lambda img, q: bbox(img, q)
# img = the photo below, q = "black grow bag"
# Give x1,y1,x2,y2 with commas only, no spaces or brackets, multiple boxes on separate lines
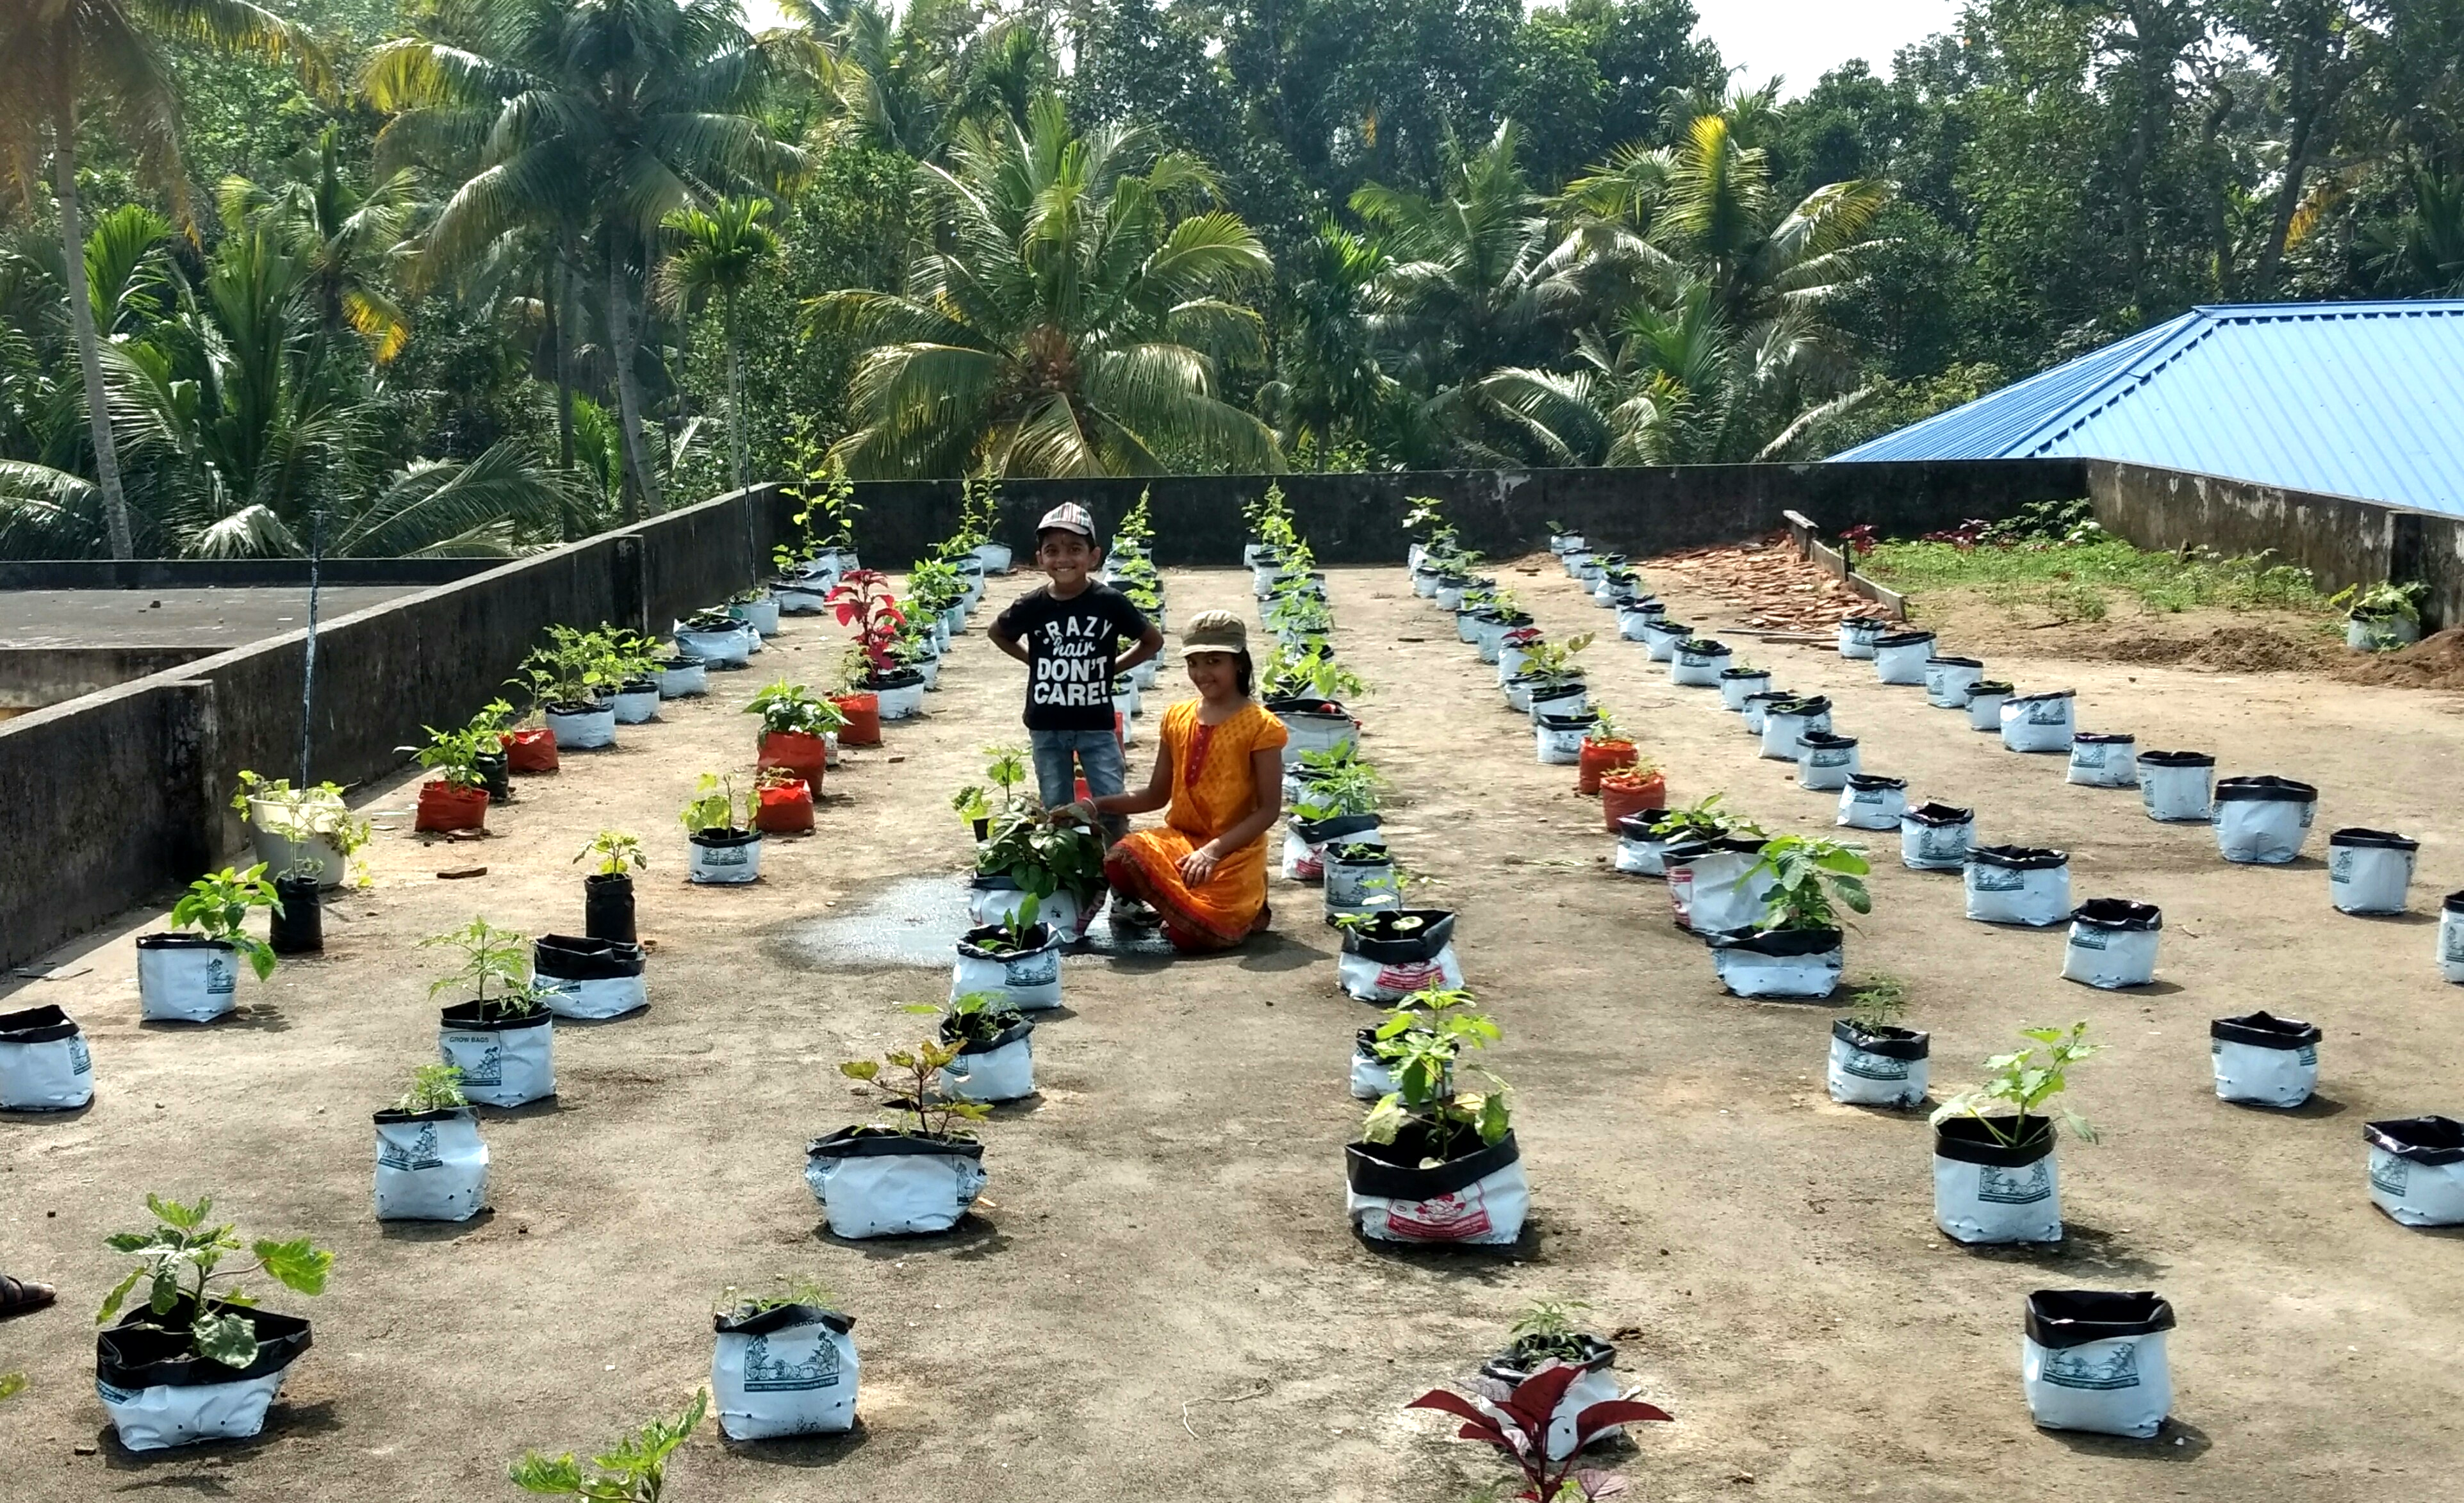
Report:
437,998,552,1032
941,1013,1033,1055
2006,688,2075,708
98,1299,313,1392
806,1125,986,1163
2213,775,2317,805
1676,637,1730,657
584,873,636,943
955,923,1056,960
1537,710,1600,735
1344,1124,1520,1201
2364,1116,2464,1165
2329,826,2419,853
472,750,511,802
1831,1018,1929,1061
2072,898,2162,933
2025,1290,2175,1349
1934,1113,2057,1167
1973,844,2069,872
2210,1011,2321,1051
2445,890,2464,917
1338,908,1456,964
533,933,646,980
0,1003,81,1044
1294,812,1382,848
712,1301,855,1340
269,876,321,955
1481,1332,1614,1386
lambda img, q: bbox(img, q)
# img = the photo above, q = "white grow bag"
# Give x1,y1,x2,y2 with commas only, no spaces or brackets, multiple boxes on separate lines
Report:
436,1006,555,1107
1871,631,1935,685
0,1003,94,1110
1612,814,1677,876
1324,846,1399,920
1934,1119,2061,1244
610,686,661,725
1796,732,1860,791
1528,682,1590,725
1720,669,1771,710
1741,691,1791,735
2442,892,2464,983
1479,1342,1622,1461
96,1306,313,1452
2000,690,2075,753
545,702,616,750
2137,751,2214,822
532,935,648,1020
1828,1021,1929,1108
675,624,752,667
1924,657,1984,709
1345,1131,1527,1246
2062,900,2161,988
1759,698,1832,761
2023,1291,2176,1439
1708,928,1843,999
1670,639,1731,687
2066,734,2137,787
1665,841,1776,935
136,935,240,1023
805,1129,987,1238
968,880,1088,943
2213,776,2317,864
1837,616,1887,659
939,1021,1035,1103
1837,775,1907,831
688,829,764,884
1966,682,2013,732
1966,847,2073,927
2210,1012,2320,1108
372,1108,490,1221
2368,1117,2464,1226
872,675,926,721
1534,713,1597,765
1336,911,1464,1003
655,659,708,698
1615,604,1663,642
1267,699,1358,768
1900,803,1975,871
729,597,782,636
1638,620,1689,662
952,925,1064,1011
2329,828,2417,914
1285,814,1384,883
712,1304,860,1440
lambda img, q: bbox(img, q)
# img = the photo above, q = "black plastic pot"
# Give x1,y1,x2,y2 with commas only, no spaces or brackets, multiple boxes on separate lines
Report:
1294,812,1382,848
269,875,322,955
472,750,511,803
972,817,992,842
584,872,636,944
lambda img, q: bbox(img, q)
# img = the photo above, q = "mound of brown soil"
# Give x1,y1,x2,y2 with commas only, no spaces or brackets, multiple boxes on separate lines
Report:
2095,626,2326,673
2336,627,2464,691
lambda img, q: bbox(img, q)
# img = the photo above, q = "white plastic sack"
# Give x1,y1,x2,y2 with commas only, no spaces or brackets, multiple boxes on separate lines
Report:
1871,632,1935,684
1336,944,1464,1004
1900,806,1975,871
2000,691,2075,752
939,1030,1035,1103
804,1135,988,1238
545,704,616,750
611,688,660,725
0,1005,94,1110
1837,617,1886,659
675,625,751,666
1668,846,1776,934
655,661,707,698
1613,828,1673,877
968,883,1086,942
1534,717,1592,764
1670,641,1729,687
2023,1327,2172,1438
1966,850,2073,927
1934,1135,2061,1244
1350,1040,1399,1101
952,933,1064,1010
437,1015,555,1108
1616,605,1659,641
1709,933,1843,999
1924,657,1984,709
712,1308,860,1440
2442,896,2464,983
1529,684,1590,723
2066,734,2138,787
373,1110,490,1221
1347,1157,1529,1246
875,679,926,721
99,1365,293,1452
2210,1013,2320,1108
1966,684,2011,732
1276,709,1357,767
1720,671,1771,710
1760,702,1831,761
2137,752,2214,822
2213,778,2317,864
1827,1023,1929,1108
687,832,764,884
1837,776,1907,831
2368,1119,2464,1226
1796,734,1859,791
1639,621,1688,662
2062,901,2161,988
1323,851,1397,917
533,938,648,1021
2329,830,2417,914
136,937,239,1023
538,972,646,1021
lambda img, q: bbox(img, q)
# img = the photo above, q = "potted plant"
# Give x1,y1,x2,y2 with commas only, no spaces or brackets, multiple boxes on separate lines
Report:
655,648,711,700
809,1040,991,1238
1669,635,1732,687
828,570,923,721
92,1194,333,1451
573,830,645,943
229,772,370,891
2021,1290,2178,1438
1658,800,1775,936
531,931,650,1021
266,857,324,957
1511,635,1592,719
2334,580,2427,651
511,1390,707,1499
423,918,556,1108
1718,658,1771,710
1930,1022,2098,1245
1964,846,2073,927
1260,643,1364,765
404,723,492,832
0,1001,94,1110
1498,623,1545,684
138,866,281,1023
373,1064,489,1222
753,765,816,835
951,743,1032,840
1288,752,1387,883
1900,800,1975,870
1284,739,1381,812
1795,729,1861,792
598,628,664,723
1636,615,1690,662
1757,694,1832,761
1597,760,1668,834
470,696,549,781
1573,706,1638,794
710,1281,858,1439
511,625,620,750
675,607,755,668
681,773,764,884
1335,907,1465,1003
1828,975,1929,1108
1345,1011,1521,1244
1705,835,1868,999
1351,985,1494,1100
951,896,1063,1011
1477,1299,1625,1461
1837,773,1909,831
727,583,782,637
934,990,1037,1103
1998,687,2076,754
970,811,1105,940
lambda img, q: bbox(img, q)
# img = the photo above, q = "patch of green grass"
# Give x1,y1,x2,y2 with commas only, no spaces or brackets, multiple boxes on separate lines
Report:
1864,538,2329,617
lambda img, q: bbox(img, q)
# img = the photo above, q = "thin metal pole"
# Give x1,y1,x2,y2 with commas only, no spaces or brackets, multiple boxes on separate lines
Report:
298,506,323,786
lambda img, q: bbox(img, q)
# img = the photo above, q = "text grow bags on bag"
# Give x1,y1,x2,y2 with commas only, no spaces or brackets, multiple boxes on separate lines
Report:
1759,696,1832,762
712,1302,860,1440
2062,899,2162,989
1871,630,1936,685
1965,679,2013,732
372,1106,490,1222
1837,774,1907,832
2210,1011,2320,1108
805,1127,987,1238
2136,750,2215,823
1923,655,1984,709
2066,732,2138,788
1345,1124,1527,1246
2000,689,2076,753
1708,926,1843,999
1828,1019,1928,1108
2022,1290,2176,1439
951,923,1064,1011
939,1016,1035,1103
1934,1115,2062,1244
136,935,241,1023
2329,828,2418,915
1900,803,1975,871
532,934,649,1020
437,1003,555,1108
2213,776,2319,864
97,1301,313,1452
1966,846,2073,927
1663,838,1777,935
0,1003,94,1110
2365,1116,2464,1226
1337,909,1464,1003
1795,731,1860,792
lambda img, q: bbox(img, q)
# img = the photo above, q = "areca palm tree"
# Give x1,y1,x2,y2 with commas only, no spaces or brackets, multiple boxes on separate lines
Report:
812,95,1282,478
658,197,780,492
0,0,328,559
361,0,804,519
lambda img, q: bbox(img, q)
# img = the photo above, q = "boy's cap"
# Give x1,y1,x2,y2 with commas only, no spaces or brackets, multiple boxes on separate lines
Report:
1036,503,1097,542
1179,610,1247,657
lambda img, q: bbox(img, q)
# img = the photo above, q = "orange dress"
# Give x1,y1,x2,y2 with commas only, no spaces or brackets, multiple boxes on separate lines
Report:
1104,699,1288,951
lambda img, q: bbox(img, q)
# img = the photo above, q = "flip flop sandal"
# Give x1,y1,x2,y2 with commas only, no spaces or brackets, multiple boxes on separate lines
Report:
0,1274,56,1318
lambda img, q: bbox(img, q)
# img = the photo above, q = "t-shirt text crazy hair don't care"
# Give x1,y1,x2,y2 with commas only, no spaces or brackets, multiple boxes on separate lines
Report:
994,582,1153,732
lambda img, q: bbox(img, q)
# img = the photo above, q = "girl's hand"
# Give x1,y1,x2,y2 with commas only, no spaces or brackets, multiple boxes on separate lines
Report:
1178,842,1222,885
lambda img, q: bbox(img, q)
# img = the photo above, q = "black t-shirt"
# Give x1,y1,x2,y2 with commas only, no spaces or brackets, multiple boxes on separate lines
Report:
995,582,1153,731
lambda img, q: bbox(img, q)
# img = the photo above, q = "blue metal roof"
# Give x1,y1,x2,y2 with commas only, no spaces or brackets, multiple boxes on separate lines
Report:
1833,299,2464,516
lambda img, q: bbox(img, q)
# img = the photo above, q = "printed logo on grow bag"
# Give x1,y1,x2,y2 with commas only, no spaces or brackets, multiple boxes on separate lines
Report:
377,1122,443,1172
69,1037,92,1074
1841,1050,1910,1081
2298,1046,2319,1065
1971,866,2025,893
2300,804,2317,827
1811,749,1851,767
205,957,236,996
1385,1185,1493,1240
739,1333,842,1392
2071,930,2110,950
2330,851,2354,883
1852,788,1886,805
1975,1160,2053,1205
2445,929,2464,963
705,846,750,867
2027,701,2069,725
445,1038,504,1087
95,1380,140,1405
2370,1152,2409,1197
2041,1343,2142,1392
2073,744,2107,766
1005,952,1060,988
1920,830,1965,858
1375,962,1445,994
1293,853,1325,880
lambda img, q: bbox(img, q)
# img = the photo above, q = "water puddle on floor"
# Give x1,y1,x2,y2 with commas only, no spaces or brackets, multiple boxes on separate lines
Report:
778,875,1178,967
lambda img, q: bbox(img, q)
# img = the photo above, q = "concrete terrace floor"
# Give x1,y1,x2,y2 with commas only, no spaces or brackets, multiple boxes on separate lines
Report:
5,563,2464,1501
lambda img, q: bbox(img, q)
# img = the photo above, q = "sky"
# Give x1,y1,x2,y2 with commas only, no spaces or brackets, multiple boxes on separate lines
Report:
736,1,1971,99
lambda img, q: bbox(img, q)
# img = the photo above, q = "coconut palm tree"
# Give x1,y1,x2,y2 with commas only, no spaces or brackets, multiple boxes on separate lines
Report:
812,95,1282,477
0,0,329,559
218,124,417,366
658,197,780,492
1257,224,1399,464
362,0,803,519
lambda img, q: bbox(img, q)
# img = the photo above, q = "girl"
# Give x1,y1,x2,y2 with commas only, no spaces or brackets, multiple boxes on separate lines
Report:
1061,610,1288,952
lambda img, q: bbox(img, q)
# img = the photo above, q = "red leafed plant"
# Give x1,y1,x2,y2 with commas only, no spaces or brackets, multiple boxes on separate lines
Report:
1408,1362,1671,1502
826,570,908,670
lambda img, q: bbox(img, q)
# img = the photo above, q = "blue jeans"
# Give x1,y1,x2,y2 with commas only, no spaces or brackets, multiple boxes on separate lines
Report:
1031,728,1128,844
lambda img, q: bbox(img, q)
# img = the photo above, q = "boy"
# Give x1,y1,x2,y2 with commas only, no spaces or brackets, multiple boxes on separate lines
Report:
990,503,1164,846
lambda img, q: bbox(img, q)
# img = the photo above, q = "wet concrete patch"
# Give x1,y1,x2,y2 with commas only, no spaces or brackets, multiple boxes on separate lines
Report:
779,875,978,968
